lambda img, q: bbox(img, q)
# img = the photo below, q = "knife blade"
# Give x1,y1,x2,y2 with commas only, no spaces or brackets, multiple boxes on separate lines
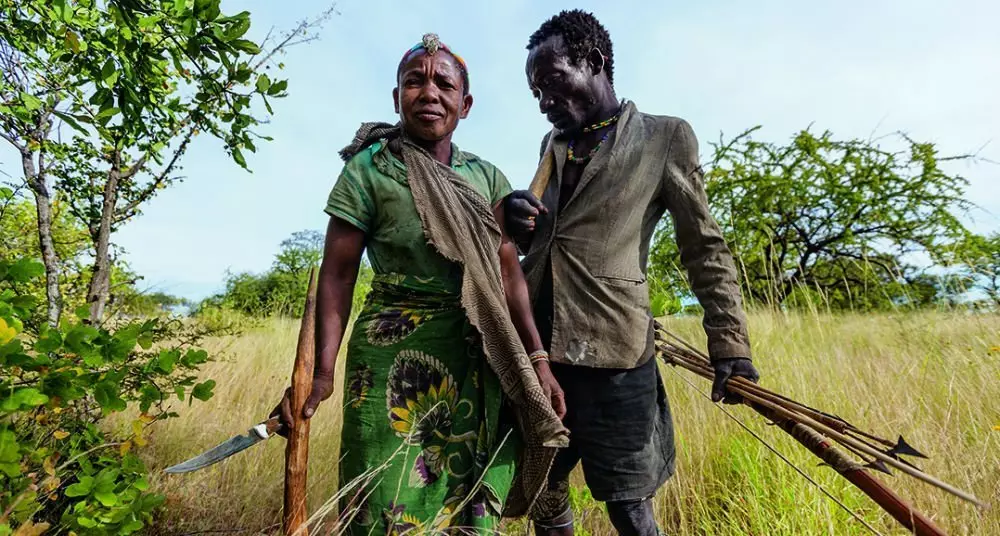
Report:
164,417,281,474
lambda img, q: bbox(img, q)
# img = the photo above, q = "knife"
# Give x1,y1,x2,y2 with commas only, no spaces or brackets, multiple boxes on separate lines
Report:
164,417,282,474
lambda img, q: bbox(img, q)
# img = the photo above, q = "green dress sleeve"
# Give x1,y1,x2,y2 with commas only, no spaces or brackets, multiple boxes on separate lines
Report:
325,160,376,233
488,164,514,207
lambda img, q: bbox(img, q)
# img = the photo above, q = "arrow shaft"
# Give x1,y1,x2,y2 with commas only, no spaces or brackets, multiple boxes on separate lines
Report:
754,403,947,536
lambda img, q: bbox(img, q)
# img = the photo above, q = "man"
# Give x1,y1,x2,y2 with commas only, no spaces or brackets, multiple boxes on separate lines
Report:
505,10,761,536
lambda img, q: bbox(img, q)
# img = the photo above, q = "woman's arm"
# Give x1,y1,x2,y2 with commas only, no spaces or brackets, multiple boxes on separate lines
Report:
274,216,366,430
495,204,544,354
494,203,566,419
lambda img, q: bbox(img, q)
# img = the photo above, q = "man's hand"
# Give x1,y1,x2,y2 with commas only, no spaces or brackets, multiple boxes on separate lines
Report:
504,190,548,237
711,358,759,404
269,374,336,437
533,360,567,420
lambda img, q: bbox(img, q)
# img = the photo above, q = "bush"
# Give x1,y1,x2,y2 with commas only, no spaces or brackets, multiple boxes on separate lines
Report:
0,258,216,534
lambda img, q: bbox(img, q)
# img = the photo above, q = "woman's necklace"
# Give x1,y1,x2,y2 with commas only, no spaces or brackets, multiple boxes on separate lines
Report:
567,111,621,163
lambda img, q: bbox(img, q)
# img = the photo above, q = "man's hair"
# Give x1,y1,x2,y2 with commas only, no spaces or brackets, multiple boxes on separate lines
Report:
527,10,614,85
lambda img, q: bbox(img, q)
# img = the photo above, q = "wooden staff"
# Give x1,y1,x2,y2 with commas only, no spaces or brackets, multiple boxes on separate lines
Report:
284,269,318,535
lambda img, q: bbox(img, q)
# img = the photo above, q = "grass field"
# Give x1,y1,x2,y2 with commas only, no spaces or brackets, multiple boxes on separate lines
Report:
137,311,1000,535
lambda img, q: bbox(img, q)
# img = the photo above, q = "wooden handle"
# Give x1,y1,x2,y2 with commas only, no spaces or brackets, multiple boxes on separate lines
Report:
529,134,556,200
283,268,318,536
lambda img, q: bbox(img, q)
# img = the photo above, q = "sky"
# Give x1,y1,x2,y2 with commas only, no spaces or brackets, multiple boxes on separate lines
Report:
7,0,999,300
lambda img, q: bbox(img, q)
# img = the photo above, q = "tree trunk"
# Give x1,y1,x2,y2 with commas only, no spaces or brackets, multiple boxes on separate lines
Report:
22,147,63,327
86,168,119,324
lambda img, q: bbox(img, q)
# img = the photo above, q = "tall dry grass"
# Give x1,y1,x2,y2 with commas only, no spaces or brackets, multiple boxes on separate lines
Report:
138,311,999,535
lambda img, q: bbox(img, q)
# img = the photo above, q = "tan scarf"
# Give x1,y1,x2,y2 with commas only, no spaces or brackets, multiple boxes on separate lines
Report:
341,124,569,517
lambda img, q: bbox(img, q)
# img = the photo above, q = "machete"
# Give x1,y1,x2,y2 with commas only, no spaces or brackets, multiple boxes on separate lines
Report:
164,417,281,474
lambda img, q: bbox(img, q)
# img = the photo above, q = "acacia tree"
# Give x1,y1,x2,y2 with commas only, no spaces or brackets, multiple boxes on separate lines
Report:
1,0,330,324
649,127,974,309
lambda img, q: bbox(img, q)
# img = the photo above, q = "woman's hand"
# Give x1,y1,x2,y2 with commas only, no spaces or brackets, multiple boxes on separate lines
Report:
269,375,336,437
532,360,567,420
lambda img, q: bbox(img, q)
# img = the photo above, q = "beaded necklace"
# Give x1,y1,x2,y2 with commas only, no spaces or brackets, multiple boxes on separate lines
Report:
566,111,621,163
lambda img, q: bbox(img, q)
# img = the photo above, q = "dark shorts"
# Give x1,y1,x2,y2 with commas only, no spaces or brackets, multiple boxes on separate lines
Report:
531,356,676,521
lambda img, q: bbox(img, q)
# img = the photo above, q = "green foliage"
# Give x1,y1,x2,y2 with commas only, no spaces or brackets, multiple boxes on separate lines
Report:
649,276,681,318
943,232,1000,307
650,127,977,311
0,257,215,533
1,0,286,177
1,0,297,323
200,229,374,318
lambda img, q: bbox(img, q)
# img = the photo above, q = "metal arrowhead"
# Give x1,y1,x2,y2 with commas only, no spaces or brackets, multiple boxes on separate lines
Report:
164,420,274,474
886,435,928,459
864,460,893,475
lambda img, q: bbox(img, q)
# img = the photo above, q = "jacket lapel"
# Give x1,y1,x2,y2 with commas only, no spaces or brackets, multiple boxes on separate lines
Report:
561,101,637,211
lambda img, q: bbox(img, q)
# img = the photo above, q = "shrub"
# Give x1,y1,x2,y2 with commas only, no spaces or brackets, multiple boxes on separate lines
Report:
1,258,215,534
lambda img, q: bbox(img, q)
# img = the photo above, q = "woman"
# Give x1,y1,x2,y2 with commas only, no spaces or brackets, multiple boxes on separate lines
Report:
273,34,568,535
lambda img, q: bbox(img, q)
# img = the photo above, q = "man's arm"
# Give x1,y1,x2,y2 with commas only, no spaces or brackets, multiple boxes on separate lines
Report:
661,119,759,402
503,132,553,249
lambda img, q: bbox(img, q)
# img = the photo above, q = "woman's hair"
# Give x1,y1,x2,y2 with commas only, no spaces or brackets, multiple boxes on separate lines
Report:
396,33,470,95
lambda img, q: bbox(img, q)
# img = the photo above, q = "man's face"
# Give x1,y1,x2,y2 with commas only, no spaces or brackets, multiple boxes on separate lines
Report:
394,51,472,142
526,35,597,134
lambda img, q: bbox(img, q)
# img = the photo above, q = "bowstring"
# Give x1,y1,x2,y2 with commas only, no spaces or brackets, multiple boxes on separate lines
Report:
666,366,885,536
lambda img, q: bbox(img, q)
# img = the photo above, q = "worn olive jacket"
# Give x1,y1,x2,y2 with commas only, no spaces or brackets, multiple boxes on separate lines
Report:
521,101,751,369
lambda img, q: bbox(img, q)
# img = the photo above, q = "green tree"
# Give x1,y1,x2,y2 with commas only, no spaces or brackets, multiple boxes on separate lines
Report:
0,188,90,318
943,232,1000,307
650,127,974,310
200,229,374,318
273,229,324,276
1,0,328,324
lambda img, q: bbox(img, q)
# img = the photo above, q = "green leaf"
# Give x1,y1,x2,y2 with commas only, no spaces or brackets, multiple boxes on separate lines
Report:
133,476,149,491
93,383,125,412
0,462,20,477
64,30,81,53
173,0,188,15
156,350,177,373
231,147,247,168
267,79,288,96
20,92,42,111
182,349,208,366
138,15,160,29
225,16,251,40
141,493,166,511
255,74,271,93
52,110,89,135
96,107,121,120
94,490,118,506
231,39,261,54
64,324,99,353
101,59,116,85
35,329,62,354
7,259,44,282
194,0,220,21
65,475,95,497
191,380,216,401
75,305,91,320
16,388,49,407
121,517,144,533
137,331,154,350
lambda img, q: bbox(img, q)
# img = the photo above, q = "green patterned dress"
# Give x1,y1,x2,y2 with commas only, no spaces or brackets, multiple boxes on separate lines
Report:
326,141,517,535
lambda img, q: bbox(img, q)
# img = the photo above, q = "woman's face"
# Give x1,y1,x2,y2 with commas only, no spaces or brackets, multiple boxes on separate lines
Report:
394,51,473,142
